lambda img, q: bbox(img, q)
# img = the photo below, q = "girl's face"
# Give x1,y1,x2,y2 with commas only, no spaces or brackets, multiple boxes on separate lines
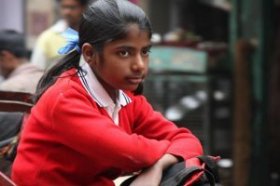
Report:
84,24,151,93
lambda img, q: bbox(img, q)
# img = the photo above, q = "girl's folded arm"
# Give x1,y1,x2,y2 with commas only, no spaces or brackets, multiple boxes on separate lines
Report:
50,89,170,172
132,96,203,160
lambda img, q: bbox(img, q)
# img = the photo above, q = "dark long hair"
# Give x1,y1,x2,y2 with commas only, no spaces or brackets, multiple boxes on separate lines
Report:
35,0,152,102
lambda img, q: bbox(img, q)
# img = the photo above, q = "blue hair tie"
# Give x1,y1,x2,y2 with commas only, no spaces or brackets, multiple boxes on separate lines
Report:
58,27,80,55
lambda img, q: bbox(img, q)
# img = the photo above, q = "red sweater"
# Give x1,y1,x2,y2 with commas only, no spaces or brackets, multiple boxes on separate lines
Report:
12,69,203,186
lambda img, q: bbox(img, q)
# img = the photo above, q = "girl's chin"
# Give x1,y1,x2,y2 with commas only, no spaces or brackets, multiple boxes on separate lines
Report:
121,84,140,92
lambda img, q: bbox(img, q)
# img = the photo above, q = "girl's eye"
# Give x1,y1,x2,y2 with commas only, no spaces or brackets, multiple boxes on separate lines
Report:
118,50,129,57
142,49,151,56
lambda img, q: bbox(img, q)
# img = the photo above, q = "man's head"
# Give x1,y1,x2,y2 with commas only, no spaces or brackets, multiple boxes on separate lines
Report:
59,0,89,29
0,30,27,78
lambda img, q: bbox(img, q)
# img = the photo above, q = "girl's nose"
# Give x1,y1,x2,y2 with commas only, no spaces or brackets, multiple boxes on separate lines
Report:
131,55,145,72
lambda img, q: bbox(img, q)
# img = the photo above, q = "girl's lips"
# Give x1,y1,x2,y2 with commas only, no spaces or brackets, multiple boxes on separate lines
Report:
126,77,143,84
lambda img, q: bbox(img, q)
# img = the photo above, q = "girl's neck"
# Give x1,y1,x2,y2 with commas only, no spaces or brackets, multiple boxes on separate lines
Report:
95,73,118,103
105,86,118,104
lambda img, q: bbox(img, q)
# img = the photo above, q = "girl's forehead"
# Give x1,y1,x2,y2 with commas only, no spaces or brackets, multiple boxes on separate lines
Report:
108,24,151,47
125,24,149,36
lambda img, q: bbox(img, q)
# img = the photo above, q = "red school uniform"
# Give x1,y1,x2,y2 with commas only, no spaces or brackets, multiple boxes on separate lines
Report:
12,67,203,186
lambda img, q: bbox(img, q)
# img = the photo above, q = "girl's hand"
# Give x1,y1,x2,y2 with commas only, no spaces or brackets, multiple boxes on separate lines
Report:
130,164,162,186
130,154,179,186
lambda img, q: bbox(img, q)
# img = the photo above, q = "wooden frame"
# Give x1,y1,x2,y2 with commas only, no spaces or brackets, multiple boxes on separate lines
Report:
0,91,34,185
0,91,33,113
0,171,16,186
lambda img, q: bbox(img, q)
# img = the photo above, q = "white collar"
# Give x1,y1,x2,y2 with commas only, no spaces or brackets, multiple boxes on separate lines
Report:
78,56,131,107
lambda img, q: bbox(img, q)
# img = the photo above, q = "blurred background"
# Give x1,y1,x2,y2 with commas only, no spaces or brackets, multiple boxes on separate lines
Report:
0,0,279,185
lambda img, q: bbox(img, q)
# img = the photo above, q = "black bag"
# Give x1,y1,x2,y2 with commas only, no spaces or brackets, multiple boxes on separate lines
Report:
121,155,220,186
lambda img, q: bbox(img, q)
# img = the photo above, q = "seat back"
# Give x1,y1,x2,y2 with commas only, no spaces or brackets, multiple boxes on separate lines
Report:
0,91,34,184
0,91,33,113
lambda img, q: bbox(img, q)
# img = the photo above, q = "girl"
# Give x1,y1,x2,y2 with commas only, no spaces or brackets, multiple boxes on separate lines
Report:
12,0,203,185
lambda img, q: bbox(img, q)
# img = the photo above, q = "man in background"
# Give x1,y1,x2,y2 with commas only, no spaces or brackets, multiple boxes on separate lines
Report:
30,0,88,70
0,29,42,175
0,30,43,93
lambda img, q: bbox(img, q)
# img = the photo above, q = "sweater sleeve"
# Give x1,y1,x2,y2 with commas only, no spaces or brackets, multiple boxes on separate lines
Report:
50,89,170,173
132,96,203,160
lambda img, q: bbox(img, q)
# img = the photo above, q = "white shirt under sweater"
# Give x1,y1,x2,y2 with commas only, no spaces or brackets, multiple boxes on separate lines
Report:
78,57,131,125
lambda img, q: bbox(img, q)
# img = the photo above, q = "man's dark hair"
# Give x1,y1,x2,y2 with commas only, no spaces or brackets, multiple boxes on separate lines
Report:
0,30,27,58
57,0,90,6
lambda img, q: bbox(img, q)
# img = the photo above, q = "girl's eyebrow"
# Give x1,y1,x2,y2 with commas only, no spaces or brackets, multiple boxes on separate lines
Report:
114,44,152,50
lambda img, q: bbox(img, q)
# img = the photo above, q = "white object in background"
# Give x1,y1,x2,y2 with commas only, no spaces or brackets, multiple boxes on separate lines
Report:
165,90,208,121
151,33,162,43
217,158,233,168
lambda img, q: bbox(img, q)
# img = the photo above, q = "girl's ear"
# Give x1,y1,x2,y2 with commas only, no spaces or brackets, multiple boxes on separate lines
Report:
81,43,97,65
